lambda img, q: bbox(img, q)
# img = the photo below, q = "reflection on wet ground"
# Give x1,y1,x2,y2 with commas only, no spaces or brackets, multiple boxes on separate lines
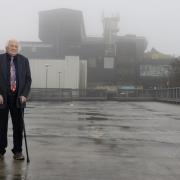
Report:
0,160,28,180
1,101,180,179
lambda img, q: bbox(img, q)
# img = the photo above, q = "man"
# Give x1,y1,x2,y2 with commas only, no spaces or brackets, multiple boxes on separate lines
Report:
0,39,32,160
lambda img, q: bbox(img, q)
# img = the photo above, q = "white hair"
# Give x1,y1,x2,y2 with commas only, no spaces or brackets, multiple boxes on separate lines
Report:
5,38,21,52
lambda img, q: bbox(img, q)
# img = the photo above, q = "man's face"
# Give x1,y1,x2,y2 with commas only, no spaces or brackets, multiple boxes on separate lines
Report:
6,40,19,56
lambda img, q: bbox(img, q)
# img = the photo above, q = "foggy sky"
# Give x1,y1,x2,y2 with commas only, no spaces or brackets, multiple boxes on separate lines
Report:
0,0,180,56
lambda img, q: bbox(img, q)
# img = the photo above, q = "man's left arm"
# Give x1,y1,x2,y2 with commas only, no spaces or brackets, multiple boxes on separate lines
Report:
21,58,32,102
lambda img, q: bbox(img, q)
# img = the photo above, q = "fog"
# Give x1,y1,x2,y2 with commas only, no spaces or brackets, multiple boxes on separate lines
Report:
0,0,180,56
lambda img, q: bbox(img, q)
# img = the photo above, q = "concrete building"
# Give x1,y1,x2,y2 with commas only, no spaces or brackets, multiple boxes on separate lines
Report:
29,56,87,89
19,8,147,89
139,49,173,89
39,8,86,58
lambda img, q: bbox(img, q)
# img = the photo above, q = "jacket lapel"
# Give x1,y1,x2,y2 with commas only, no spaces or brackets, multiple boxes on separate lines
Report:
17,55,22,93
2,54,8,82
17,55,21,74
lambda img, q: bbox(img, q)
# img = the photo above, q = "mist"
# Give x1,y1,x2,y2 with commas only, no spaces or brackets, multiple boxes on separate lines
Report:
0,0,180,56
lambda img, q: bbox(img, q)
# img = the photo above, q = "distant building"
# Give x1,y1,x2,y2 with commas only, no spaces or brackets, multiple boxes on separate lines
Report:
115,35,147,86
20,8,148,88
29,56,87,89
140,48,173,88
80,35,147,87
20,41,55,59
39,8,86,58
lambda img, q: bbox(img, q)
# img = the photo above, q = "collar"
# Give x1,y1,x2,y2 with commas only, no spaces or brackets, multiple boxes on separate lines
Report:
6,53,18,60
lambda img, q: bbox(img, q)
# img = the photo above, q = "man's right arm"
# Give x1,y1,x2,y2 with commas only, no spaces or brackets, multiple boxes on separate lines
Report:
0,94,3,104
0,56,4,104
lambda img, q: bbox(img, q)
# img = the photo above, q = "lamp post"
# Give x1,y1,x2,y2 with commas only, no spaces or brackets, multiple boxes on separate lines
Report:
45,64,50,88
58,72,62,89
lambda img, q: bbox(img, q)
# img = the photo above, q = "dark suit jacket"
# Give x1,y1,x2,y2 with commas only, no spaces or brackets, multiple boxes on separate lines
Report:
0,53,32,108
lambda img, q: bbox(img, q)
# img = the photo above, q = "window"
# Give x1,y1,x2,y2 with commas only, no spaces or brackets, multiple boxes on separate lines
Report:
104,57,114,69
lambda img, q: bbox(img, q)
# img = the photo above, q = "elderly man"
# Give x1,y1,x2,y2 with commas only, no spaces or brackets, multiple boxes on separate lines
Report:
0,39,31,160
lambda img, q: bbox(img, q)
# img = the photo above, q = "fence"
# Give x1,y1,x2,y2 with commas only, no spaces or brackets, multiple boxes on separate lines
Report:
29,88,180,102
154,87,180,103
30,88,108,101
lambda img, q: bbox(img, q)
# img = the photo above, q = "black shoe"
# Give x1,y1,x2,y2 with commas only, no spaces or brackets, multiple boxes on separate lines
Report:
13,152,25,160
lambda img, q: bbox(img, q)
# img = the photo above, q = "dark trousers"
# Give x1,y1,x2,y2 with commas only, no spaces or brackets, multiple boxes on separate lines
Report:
0,94,23,155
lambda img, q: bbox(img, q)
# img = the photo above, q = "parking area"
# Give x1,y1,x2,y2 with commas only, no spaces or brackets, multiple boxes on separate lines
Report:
1,101,180,180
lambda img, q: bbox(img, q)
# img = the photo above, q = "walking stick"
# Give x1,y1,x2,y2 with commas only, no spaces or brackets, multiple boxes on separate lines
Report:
21,107,30,163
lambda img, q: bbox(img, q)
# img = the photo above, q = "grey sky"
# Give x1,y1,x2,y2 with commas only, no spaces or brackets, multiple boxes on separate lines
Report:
0,0,180,56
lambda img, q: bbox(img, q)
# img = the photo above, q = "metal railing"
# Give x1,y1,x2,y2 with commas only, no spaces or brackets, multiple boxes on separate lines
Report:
153,88,180,103
30,88,108,101
29,87,180,102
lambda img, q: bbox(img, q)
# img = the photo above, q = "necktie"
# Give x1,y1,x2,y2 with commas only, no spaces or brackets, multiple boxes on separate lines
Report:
10,56,16,92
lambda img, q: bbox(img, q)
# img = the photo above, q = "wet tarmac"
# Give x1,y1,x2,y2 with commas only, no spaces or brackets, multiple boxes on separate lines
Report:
1,101,180,180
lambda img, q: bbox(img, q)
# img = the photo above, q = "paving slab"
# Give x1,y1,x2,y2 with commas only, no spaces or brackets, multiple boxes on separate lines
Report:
1,101,180,180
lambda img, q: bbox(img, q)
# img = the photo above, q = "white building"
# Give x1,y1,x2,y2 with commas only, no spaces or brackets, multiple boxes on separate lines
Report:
29,56,87,89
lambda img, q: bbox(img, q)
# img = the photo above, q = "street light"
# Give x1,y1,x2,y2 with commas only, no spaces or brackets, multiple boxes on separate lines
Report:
58,72,62,89
45,64,50,88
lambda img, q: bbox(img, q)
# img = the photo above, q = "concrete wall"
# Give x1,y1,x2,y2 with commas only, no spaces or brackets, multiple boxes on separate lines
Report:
29,56,87,89
79,60,87,89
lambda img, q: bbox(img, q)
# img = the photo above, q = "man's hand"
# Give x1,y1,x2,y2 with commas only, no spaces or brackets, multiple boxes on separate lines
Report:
0,95,4,104
20,96,27,104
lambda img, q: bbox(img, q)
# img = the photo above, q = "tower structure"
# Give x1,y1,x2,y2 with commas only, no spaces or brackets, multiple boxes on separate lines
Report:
102,16,120,57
